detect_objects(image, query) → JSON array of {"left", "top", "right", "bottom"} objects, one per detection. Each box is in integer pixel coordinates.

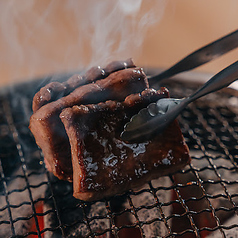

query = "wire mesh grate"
[{"left": 0, "top": 75, "right": 238, "bottom": 237}]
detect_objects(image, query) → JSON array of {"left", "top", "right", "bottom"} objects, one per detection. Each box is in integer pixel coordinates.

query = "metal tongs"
[{"left": 121, "top": 29, "right": 238, "bottom": 143}]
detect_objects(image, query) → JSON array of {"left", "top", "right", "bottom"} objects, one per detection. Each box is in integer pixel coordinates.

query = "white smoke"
[{"left": 0, "top": 0, "right": 167, "bottom": 84}]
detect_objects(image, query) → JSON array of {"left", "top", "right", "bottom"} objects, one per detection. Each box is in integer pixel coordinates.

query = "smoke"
[
  {"left": 69, "top": 0, "right": 167, "bottom": 67},
  {"left": 0, "top": 0, "right": 167, "bottom": 84}
]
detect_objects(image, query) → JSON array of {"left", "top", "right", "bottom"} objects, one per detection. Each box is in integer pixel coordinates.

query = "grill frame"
[{"left": 0, "top": 71, "right": 238, "bottom": 237}]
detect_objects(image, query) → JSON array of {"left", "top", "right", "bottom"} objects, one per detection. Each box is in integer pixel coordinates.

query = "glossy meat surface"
[
  {"left": 60, "top": 88, "right": 190, "bottom": 201},
  {"left": 29, "top": 61, "right": 149, "bottom": 181},
  {"left": 32, "top": 58, "right": 136, "bottom": 112}
]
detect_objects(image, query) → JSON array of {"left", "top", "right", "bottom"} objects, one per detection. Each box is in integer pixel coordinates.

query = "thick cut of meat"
[
  {"left": 29, "top": 64, "right": 149, "bottom": 181},
  {"left": 60, "top": 88, "right": 191, "bottom": 201},
  {"left": 32, "top": 59, "right": 136, "bottom": 112}
]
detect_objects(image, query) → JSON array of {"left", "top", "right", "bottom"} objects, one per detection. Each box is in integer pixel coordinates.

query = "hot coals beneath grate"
[{"left": 0, "top": 77, "right": 238, "bottom": 237}]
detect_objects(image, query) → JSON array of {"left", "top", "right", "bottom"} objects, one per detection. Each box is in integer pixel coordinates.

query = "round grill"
[{"left": 0, "top": 72, "right": 238, "bottom": 237}]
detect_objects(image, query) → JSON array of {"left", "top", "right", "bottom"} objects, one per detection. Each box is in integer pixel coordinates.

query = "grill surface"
[{"left": 0, "top": 72, "right": 238, "bottom": 237}]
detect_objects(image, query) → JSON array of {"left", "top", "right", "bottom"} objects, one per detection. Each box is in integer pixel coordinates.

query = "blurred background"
[{"left": 0, "top": 0, "right": 238, "bottom": 87}]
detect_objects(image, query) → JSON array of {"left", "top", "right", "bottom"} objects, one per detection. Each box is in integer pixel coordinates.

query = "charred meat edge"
[
  {"left": 29, "top": 67, "right": 149, "bottom": 181},
  {"left": 32, "top": 59, "right": 136, "bottom": 112}
]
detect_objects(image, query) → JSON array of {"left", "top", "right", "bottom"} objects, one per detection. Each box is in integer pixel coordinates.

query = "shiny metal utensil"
[
  {"left": 121, "top": 60, "right": 238, "bottom": 143},
  {"left": 149, "top": 29, "right": 238, "bottom": 85}
]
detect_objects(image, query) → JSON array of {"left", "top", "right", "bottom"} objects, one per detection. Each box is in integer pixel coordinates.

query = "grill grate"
[{"left": 0, "top": 74, "right": 238, "bottom": 237}]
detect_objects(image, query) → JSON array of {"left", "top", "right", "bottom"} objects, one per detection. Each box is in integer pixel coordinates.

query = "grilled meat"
[
  {"left": 29, "top": 60, "right": 149, "bottom": 181},
  {"left": 60, "top": 88, "right": 190, "bottom": 201},
  {"left": 32, "top": 59, "right": 136, "bottom": 112},
  {"left": 29, "top": 59, "right": 190, "bottom": 201}
]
